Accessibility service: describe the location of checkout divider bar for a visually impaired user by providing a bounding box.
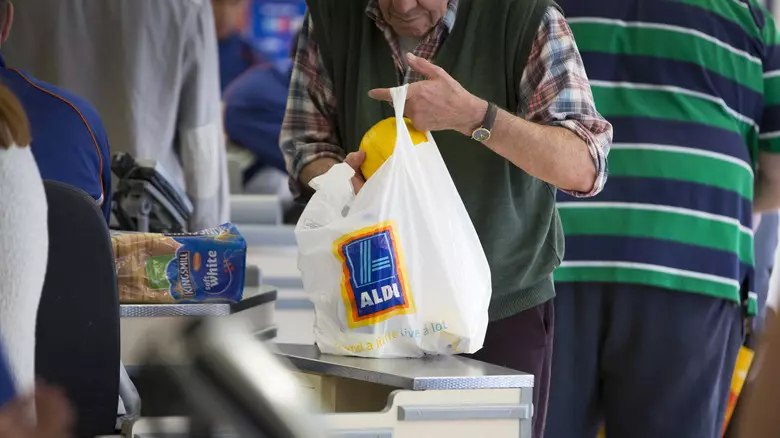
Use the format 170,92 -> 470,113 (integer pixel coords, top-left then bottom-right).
397,404 -> 531,421
327,429 -> 394,438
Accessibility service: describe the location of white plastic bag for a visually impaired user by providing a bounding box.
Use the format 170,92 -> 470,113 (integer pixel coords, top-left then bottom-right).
295,85 -> 491,358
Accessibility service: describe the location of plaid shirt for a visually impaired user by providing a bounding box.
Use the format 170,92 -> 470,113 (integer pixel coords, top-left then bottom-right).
281,0 -> 612,197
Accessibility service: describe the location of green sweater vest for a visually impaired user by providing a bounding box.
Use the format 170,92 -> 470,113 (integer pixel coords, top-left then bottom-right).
308,0 -> 563,320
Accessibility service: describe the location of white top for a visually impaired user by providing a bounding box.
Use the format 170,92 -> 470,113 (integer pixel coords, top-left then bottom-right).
4,0 -> 229,230
0,145 -> 48,396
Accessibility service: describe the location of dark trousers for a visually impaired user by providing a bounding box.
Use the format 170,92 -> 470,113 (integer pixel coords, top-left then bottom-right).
546,283 -> 742,438
468,300 -> 555,438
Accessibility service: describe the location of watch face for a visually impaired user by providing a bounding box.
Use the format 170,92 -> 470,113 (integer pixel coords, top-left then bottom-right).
472,128 -> 491,142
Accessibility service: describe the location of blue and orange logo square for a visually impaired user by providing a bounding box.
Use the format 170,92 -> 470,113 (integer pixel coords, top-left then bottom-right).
333,222 -> 415,329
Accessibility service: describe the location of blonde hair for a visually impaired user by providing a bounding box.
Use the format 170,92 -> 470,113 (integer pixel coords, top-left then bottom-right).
0,84 -> 31,149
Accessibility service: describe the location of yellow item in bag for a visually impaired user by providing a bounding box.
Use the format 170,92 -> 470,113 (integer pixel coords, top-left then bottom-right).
359,117 -> 428,179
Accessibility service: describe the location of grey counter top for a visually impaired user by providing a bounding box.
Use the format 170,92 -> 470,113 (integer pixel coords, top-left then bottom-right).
119,284 -> 276,318
274,343 -> 534,391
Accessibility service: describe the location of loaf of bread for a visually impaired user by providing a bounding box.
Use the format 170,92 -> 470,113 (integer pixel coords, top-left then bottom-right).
112,224 -> 247,304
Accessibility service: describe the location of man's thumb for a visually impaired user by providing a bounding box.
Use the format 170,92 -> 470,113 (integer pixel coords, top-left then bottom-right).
345,151 -> 366,169
406,53 -> 443,79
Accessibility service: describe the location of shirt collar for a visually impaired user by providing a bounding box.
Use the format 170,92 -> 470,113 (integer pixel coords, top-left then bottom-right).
366,0 -> 458,33
0,52 -> 5,69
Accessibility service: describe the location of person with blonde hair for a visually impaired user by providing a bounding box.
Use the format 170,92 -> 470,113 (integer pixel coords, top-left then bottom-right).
0,83 -> 47,397
0,84 -> 73,437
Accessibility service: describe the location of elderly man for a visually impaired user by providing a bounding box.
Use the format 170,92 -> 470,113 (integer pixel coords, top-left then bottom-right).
280,1 -> 613,436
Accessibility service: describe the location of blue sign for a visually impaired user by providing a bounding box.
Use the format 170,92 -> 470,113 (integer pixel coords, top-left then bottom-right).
335,223 -> 416,329
249,0 -> 306,64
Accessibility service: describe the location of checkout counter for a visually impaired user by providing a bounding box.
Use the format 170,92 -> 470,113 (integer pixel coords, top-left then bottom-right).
117,249 -> 535,437
110,154 -> 535,438
121,342 -> 534,438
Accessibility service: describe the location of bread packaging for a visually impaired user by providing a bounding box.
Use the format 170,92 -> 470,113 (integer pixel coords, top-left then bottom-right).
112,223 -> 247,304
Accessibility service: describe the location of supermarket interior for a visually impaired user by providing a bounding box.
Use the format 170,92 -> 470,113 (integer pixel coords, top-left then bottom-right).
1,0 -> 780,437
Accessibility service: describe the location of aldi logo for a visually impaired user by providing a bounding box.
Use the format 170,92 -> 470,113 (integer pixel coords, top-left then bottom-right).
334,222 -> 415,329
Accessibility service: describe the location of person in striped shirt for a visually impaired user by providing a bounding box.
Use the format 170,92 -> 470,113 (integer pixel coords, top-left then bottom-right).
547,1 -> 780,437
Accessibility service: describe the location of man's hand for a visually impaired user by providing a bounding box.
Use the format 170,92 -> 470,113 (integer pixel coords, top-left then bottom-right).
0,383 -> 74,438
368,53 -> 487,135
299,152 -> 367,195
344,151 -> 367,194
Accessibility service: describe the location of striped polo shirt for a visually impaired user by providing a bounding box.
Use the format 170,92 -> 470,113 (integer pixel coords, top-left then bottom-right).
555,0 -> 780,309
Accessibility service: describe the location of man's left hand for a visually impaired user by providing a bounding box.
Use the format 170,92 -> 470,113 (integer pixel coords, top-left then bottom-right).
368,53 -> 487,136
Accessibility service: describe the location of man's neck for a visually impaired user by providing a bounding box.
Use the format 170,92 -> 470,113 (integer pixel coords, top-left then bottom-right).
398,35 -> 421,67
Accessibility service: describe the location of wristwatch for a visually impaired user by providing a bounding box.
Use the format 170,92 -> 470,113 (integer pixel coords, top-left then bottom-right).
471,102 -> 498,142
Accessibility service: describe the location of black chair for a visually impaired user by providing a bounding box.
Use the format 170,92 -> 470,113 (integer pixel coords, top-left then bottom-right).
37,181 -> 120,438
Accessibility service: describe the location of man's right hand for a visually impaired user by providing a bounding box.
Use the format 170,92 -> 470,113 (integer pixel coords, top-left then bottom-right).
344,152 -> 366,194
300,152 -> 367,194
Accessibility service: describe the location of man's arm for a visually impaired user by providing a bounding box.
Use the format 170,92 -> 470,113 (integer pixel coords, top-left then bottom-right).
369,8 -> 612,195
178,0 -> 230,230
279,14 -> 348,197
482,108 -> 600,194
471,7 -> 611,195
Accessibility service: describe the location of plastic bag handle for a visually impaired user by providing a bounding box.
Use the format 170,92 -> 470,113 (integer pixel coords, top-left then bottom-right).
391,85 -> 416,155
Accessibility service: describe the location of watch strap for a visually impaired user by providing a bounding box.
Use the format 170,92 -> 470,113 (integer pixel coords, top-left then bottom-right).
482,102 -> 498,131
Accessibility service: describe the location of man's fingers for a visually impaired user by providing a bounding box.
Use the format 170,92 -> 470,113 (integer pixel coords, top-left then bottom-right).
351,176 -> 365,195
406,53 -> 446,79
345,151 -> 366,170
344,152 -> 366,194
367,88 -> 392,102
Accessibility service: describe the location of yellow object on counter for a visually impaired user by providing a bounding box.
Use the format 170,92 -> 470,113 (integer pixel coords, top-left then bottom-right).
359,117 -> 428,179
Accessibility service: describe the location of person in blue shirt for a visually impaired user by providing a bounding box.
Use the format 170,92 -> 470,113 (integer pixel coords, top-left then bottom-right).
213,0 -> 264,92
0,0 -> 111,222
223,31 -> 298,187
0,340 -> 14,410
223,62 -> 291,185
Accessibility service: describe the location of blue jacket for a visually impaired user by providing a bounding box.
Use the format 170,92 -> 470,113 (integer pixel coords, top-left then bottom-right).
0,54 -> 111,222
0,340 -> 14,408
223,62 -> 291,178
219,33 -> 263,93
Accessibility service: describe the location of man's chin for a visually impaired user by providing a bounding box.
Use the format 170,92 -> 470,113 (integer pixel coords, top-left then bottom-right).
391,19 -> 432,38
